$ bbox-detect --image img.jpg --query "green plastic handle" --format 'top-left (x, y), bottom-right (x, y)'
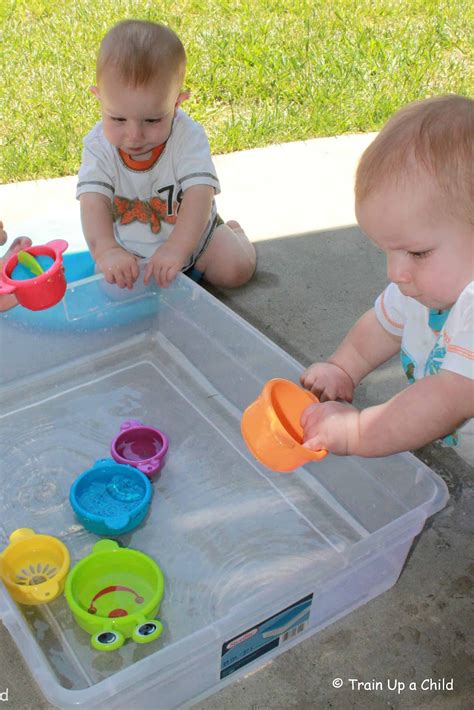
top-left (17, 251), bottom-right (44, 275)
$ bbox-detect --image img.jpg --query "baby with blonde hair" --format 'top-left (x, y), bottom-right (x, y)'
top-left (96, 20), bottom-right (186, 89)
top-left (301, 95), bottom-right (474, 464)
top-left (78, 20), bottom-right (256, 289)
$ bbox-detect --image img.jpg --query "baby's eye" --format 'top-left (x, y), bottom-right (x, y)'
top-left (111, 117), bottom-right (126, 123)
top-left (409, 250), bottom-right (432, 259)
top-left (145, 118), bottom-right (162, 123)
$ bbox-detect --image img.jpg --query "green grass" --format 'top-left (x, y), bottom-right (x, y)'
top-left (1, 0), bottom-right (472, 182)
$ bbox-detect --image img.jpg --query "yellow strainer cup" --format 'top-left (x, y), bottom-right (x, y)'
top-left (0, 528), bottom-right (70, 605)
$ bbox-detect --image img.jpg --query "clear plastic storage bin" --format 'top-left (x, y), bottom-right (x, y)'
top-left (0, 273), bottom-right (448, 709)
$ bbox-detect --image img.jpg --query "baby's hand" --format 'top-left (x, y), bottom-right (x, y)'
top-left (143, 242), bottom-right (188, 288)
top-left (0, 236), bottom-right (33, 311)
top-left (300, 362), bottom-right (354, 402)
top-left (301, 401), bottom-right (360, 456)
top-left (0, 221), bottom-right (7, 246)
top-left (96, 247), bottom-right (139, 289)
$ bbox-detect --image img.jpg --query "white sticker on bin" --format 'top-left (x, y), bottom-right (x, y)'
top-left (220, 594), bottom-right (313, 679)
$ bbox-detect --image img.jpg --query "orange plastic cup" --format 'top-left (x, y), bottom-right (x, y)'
top-left (241, 378), bottom-right (328, 472)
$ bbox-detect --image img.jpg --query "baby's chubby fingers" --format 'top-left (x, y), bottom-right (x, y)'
top-left (130, 258), bottom-right (140, 284)
top-left (300, 403), bottom-right (325, 450)
top-left (96, 248), bottom-right (138, 288)
top-left (302, 434), bottom-right (325, 452)
top-left (143, 261), bottom-right (155, 286)
top-left (151, 263), bottom-right (166, 289)
top-left (300, 373), bottom-right (331, 402)
top-left (109, 265), bottom-right (131, 289)
top-left (144, 258), bottom-right (170, 287)
top-left (158, 265), bottom-right (171, 289)
top-left (2, 236), bottom-right (33, 258)
top-left (300, 363), bottom-right (330, 398)
top-left (317, 384), bottom-right (336, 403)
top-left (300, 400), bottom-right (360, 456)
top-left (0, 236), bottom-right (33, 312)
top-left (161, 264), bottom-right (179, 288)
top-left (301, 362), bottom-right (354, 403)
top-left (112, 269), bottom-right (126, 289)
top-left (122, 261), bottom-right (139, 289)
top-left (117, 270), bottom-right (132, 290)
top-left (0, 221), bottom-right (7, 246)
top-left (300, 366), bottom-right (316, 389)
top-left (150, 262), bottom-right (177, 288)
top-left (102, 268), bottom-right (115, 285)
top-left (300, 402), bottom-right (319, 430)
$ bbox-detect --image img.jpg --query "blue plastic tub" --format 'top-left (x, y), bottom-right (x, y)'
top-left (2, 250), bottom-right (201, 331)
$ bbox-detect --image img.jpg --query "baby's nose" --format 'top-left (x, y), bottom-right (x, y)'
top-left (127, 122), bottom-right (144, 140)
top-left (387, 253), bottom-right (411, 284)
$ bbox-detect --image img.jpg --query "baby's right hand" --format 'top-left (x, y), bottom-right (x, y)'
top-left (300, 362), bottom-right (354, 402)
top-left (96, 247), bottom-right (140, 289)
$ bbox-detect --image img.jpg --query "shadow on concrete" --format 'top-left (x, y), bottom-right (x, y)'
top-left (207, 224), bottom-right (383, 362)
top-left (206, 224), bottom-right (404, 409)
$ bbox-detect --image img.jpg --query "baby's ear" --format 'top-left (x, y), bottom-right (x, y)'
top-left (90, 85), bottom-right (100, 99)
top-left (175, 91), bottom-right (191, 110)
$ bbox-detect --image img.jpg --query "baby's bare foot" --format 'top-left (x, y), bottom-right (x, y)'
top-left (226, 220), bottom-right (246, 239)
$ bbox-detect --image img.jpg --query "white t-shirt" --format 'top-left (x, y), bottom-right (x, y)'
top-left (76, 110), bottom-right (221, 268)
top-left (375, 281), bottom-right (474, 465)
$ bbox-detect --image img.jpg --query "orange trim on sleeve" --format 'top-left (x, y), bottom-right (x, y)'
top-left (381, 290), bottom-right (403, 330)
top-left (447, 344), bottom-right (474, 360)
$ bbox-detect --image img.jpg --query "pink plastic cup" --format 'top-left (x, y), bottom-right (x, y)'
top-left (0, 240), bottom-right (68, 311)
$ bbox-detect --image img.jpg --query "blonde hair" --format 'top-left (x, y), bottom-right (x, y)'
top-left (355, 95), bottom-right (474, 222)
top-left (97, 20), bottom-right (186, 89)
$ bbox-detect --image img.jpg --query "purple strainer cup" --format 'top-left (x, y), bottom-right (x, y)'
top-left (111, 420), bottom-right (169, 479)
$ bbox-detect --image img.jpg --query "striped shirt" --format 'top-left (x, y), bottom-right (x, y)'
top-left (375, 281), bottom-right (474, 464)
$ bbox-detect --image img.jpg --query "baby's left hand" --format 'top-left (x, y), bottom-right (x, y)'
top-left (144, 242), bottom-right (189, 288)
top-left (301, 401), bottom-right (361, 456)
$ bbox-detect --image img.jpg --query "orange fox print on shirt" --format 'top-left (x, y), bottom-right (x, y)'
top-left (112, 195), bottom-right (178, 235)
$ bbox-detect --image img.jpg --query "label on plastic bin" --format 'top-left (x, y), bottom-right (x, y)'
top-left (220, 593), bottom-right (313, 679)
